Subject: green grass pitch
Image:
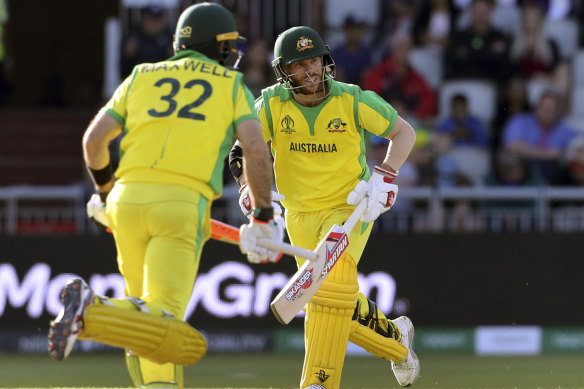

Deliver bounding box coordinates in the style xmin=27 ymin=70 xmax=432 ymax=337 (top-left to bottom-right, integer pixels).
xmin=1 ymin=352 xmax=583 ymax=388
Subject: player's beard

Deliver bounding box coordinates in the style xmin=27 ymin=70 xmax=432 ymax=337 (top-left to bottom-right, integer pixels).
xmin=294 ymin=72 xmax=325 ymax=96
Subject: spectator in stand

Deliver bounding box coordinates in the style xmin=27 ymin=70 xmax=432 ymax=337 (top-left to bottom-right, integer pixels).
xmin=240 ymin=39 xmax=275 ymax=98
xmin=519 ymin=0 xmax=580 ymax=21
xmin=432 ymin=93 xmax=491 ymax=187
xmin=510 ymin=2 xmax=570 ymax=97
xmin=502 ymin=89 xmax=577 ymax=183
xmin=362 ymin=32 xmax=437 ymax=122
xmin=492 ymin=75 xmax=532 ymax=152
xmin=551 ymin=135 xmax=584 ymax=186
xmin=121 ymin=5 xmax=174 ymax=77
xmin=434 ymin=93 xmax=490 ymax=149
xmin=444 ymin=0 xmax=511 ymax=84
xmin=486 ymin=151 xmax=543 ymax=187
xmin=412 ymin=0 xmax=458 ymax=54
xmin=331 ymin=15 xmax=374 ymax=86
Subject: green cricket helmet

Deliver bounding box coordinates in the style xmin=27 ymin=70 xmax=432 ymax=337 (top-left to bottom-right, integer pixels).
xmin=272 ymin=26 xmax=336 ymax=94
xmin=173 ymin=2 xmax=246 ymax=68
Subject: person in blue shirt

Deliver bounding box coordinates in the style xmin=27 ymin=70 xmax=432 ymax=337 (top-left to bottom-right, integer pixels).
xmin=435 ymin=93 xmax=490 ymax=148
xmin=331 ymin=15 xmax=374 ymax=86
xmin=503 ymin=89 xmax=577 ymax=183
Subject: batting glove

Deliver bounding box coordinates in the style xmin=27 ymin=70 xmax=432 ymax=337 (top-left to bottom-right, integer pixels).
xmin=86 ymin=192 xmax=111 ymax=232
xmin=239 ymin=216 xmax=285 ymax=263
xmin=347 ymin=166 xmax=398 ymax=223
xmin=238 ymin=184 xmax=285 ymax=217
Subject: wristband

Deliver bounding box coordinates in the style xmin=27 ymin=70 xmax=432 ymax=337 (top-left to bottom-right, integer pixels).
xmin=88 ymin=163 xmax=113 ymax=186
xmin=374 ymin=166 xmax=398 ymax=183
xmin=253 ymin=207 xmax=273 ymax=222
xmin=97 ymin=190 xmax=109 ymax=203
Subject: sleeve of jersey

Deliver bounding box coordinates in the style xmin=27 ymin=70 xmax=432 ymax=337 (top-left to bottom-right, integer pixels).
xmin=358 ymin=89 xmax=398 ymax=138
xmin=233 ymin=74 xmax=260 ymax=127
xmin=254 ymin=95 xmax=272 ymax=142
xmin=101 ymin=71 xmax=135 ymax=125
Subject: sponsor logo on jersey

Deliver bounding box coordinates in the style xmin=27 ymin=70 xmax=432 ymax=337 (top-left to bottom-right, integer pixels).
xmin=289 ymin=142 xmax=338 ymax=153
xmin=327 ymin=118 xmax=347 ymax=133
xmin=280 ymin=115 xmax=296 ymax=134
xmin=284 ymin=268 xmax=314 ymax=301
xmin=296 ymin=37 xmax=314 ymax=52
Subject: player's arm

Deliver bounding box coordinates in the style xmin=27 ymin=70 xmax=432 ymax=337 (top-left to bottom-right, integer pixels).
xmin=82 ymin=110 xmax=123 ymax=193
xmin=380 ymin=115 xmax=416 ymax=173
xmin=235 ymin=118 xmax=284 ymax=263
xmin=348 ymin=92 xmax=416 ymax=222
xmin=234 ymin=119 xmax=272 ymax=209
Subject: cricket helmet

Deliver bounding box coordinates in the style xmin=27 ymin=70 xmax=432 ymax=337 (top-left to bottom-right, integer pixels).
xmin=272 ymin=26 xmax=336 ymax=91
xmin=173 ymin=2 xmax=246 ymax=67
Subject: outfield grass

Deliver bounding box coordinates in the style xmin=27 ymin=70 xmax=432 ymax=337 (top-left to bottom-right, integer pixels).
xmin=1 ymin=352 xmax=583 ymax=388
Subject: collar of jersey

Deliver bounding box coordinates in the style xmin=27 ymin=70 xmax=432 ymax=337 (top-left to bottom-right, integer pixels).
xmin=280 ymin=78 xmax=342 ymax=102
xmin=168 ymin=50 xmax=218 ymax=64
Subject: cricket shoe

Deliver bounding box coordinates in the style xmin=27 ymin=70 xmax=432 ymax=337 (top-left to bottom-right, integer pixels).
xmin=391 ymin=316 xmax=420 ymax=387
xmin=48 ymin=278 xmax=94 ymax=361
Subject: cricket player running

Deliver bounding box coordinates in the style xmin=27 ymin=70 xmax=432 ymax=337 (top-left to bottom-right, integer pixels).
xmin=230 ymin=27 xmax=420 ymax=388
xmin=48 ymin=3 xmax=282 ymax=389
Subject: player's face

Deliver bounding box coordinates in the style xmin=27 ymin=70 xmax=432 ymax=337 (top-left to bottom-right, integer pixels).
xmin=284 ymin=57 xmax=325 ymax=94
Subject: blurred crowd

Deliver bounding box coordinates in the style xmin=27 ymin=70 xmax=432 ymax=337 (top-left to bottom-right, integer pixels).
xmin=113 ymin=0 xmax=584 ymax=194
xmin=327 ymin=0 xmax=584 ymax=192
xmin=2 ymin=0 xmax=581 ymax=192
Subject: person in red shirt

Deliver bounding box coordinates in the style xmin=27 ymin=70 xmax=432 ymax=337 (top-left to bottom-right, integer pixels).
xmin=362 ymin=32 xmax=437 ymax=121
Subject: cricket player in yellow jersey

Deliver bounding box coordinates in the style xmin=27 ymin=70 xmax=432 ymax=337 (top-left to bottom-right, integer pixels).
xmin=48 ymin=3 xmax=283 ymax=389
xmin=230 ymin=26 xmax=420 ymax=388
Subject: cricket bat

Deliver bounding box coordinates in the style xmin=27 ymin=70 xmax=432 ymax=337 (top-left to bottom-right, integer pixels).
xmin=269 ymin=199 xmax=367 ymax=325
xmin=209 ymin=219 xmax=318 ymax=261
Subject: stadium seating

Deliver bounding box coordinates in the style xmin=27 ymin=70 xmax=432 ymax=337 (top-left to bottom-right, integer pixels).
xmin=543 ymin=19 xmax=579 ymax=60
xmin=409 ymin=47 xmax=443 ymax=89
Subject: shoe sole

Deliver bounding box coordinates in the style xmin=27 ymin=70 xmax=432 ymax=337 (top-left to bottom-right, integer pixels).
xmin=48 ymin=278 xmax=93 ymax=361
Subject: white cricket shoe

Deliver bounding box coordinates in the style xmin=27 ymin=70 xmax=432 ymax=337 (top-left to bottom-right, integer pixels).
xmin=391 ymin=316 xmax=420 ymax=387
xmin=48 ymin=278 xmax=94 ymax=361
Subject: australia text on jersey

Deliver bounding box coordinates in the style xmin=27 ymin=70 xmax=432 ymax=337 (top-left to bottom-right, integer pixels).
xmin=140 ymin=61 xmax=233 ymax=78
xmin=289 ymin=142 xmax=338 ymax=153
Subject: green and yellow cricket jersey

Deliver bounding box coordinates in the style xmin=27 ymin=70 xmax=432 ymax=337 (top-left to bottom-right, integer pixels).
xmin=256 ymin=80 xmax=398 ymax=212
xmin=102 ymin=50 xmax=258 ymax=201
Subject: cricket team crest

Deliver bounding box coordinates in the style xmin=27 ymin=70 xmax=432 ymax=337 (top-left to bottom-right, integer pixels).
xmin=296 ymin=36 xmax=314 ymax=51
xmin=327 ymin=118 xmax=347 ymax=133
xmin=179 ymin=26 xmax=192 ymax=38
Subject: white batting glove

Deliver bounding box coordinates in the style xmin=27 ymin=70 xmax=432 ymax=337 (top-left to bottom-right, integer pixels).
xmin=239 ymin=216 xmax=285 ymax=263
xmin=238 ymin=184 xmax=285 ymax=217
xmin=86 ymin=193 xmax=111 ymax=232
xmin=347 ymin=166 xmax=398 ymax=223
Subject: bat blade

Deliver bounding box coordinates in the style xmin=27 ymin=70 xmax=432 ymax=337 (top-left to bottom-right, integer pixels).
xmin=270 ymin=224 xmax=348 ymax=325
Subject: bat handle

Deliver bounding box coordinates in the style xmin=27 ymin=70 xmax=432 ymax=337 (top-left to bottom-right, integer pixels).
xmin=342 ymin=198 xmax=368 ymax=235
xmin=258 ymin=238 xmax=318 ymax=261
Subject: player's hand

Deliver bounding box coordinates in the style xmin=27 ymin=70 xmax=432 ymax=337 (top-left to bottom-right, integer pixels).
xmin=239 ymin=216 xmax=285 ymax=263
xmin=86 ymin=193 xmax=111 ymax=232
xmin=347 ymin=166 xmax=398 ymax=223
xmin=238 ymin=184 xmax=285 ymax=217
